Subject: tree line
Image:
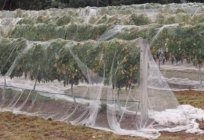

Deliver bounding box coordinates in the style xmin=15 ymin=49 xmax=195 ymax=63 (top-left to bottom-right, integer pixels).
xmin=1 ymin=0 xmax=203 ymax=10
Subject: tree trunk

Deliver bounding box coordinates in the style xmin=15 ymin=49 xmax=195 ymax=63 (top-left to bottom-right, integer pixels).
xmin=96 ymin=0 xmax=99 ymax=6
xmin=198 ymin=64 xmax=202 ymax=88
xmin=117 ymin=87 xmax=122 ymax=117
xmin=71 ymin=83 xmax=76 ymax=104
xmin=2 ymin=0 xmax=12 ymax=10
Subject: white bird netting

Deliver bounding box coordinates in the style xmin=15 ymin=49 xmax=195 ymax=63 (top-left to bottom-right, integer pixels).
xmin=0 ymin=3 xmax=204 ymax=139
xmin=1 ymin=38 xmax=202 ymax=139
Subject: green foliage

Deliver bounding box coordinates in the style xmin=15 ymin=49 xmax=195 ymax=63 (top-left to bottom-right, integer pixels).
xmin=56 ymin=15 xmax=72 ymax=26
xmin=152 ymin=24 xmax=204 ymax=66
xmin=0 ymin=38 xmax=26 ymax=76
xmin=2 ymin=3 xmax=204 ymax=88
xmin=0 ymin=39 xmax=140 ymax=88
xmin=130 ymin=14 xmax=150 ymax=25
xmin=11 ymin=24 xmax=108 ymax=41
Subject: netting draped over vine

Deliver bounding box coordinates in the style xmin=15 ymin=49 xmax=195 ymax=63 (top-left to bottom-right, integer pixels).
xmin=0 ymin=38 xmax=181 ymax=139
xmin=1 ymin=3 xmax=204 ymax=139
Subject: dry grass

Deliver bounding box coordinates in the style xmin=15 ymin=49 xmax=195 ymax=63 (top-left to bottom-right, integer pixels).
xmin=0 ymin=90 xmax=203 ymax=140
xmin=0 ymin=112 xmax=144 ymax=140
xmin=175 ymin=90 xmax=204 ymax=109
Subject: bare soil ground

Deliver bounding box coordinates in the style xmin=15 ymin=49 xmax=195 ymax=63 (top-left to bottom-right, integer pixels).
xmin=0 ymin=90 xmax=204 ymax=140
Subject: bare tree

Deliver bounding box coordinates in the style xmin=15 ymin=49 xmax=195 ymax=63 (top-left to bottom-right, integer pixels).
xmin=2 ymin=0 xmax=12 ymax=10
